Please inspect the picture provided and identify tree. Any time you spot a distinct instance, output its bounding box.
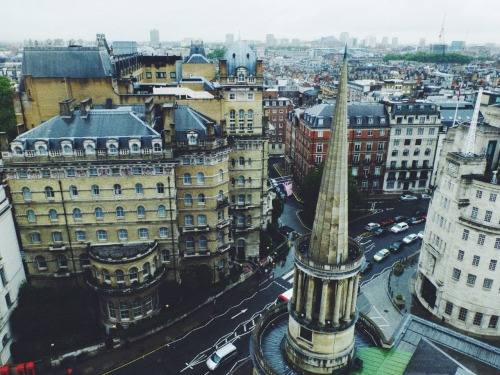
[0,76,17,141]
[207,47,227,59]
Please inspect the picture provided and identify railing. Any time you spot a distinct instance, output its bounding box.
[459,214,500,231]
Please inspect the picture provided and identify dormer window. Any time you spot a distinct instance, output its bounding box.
[187,131,198,146]
[109,144,117,154]
[237,67,247,83]
[63,144,72,155]
[38,146,47,155]
[153,143,162,152]
[13,146,23,155]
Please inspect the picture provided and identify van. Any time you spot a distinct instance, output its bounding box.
[206,342,237,371]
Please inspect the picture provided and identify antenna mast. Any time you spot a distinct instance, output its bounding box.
[462,87,483,156]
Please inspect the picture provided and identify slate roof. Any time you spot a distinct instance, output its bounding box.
[186,54,210,64]
[14,108,159,151]
[302,104,333,129]
[224,40,257,76]
[440,109,483,126]
[390,102,439,116]
[173,105,221,141]
[21,46,115,78]
[348,103,390,128]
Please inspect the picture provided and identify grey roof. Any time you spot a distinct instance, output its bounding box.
[186,54,210,64]
[390,102,439,116]
[440,109,481,125]
[303,104,333,129]
[21,46,115,78]
[348,103,390,128]
[173,105,220,141]
[112,41,137,56]
[224,40,257,76]
[15,108,159,150]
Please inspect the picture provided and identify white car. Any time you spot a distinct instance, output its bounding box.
[373,249,390,262]
[365,222,380,231]
[403,233,418,244]
[391,222,409,233]
[418,231,425,239]
[421,194,432,199]
[400,195,418,201]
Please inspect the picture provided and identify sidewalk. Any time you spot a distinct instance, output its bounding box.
[39,275,260,375]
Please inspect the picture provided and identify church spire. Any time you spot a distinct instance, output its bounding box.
[308,48,349,265]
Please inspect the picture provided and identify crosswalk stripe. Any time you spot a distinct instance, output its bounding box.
[282,270,294,280]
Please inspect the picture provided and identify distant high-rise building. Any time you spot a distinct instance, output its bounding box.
[266,34,275,46]
[351,38,358,47]
[431,44,448,54]
[225,33,234,45]
[367,35,376,48]
[391,37,398,47]
[291,38,300,46]
[382,36,388,46]
[419,38,426,47]
[150,29,159,48]
[450,40,465,51]
[339,32,349,44]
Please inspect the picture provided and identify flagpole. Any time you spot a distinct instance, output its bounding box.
[452,86,460,127]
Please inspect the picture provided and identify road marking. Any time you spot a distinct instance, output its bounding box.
[385,207,395,211]
[360,239,373,245]
[231,309,248,319]
[282,270,294,280]
[368,306,390,327]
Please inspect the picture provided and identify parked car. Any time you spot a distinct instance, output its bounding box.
[403,233,419,244]
[421,193,432,199]
[360,261,373,274]
[393,215,409,223]
[206,343,238,370]
[400,194,418,201]
[365,222,380,231]
[409,216,426,225]
[373,228,389,237]
[414,210,427,217]
[418,231,425,239]
[391,222,409,233]
[389,240,405,253]
[378,218,395,227]
[373,249,390,262]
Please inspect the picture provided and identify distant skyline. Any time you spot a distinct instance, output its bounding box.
[2,0,499,46]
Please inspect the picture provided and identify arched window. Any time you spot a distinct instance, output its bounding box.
[69,185,78,197]
[137,206,146,217]
[186,236,195,250]
[116,206,125,219]
[153,143,162,152]
[102,269,111,282]
[135,183,144,195]
[118,229,128,240]
[218,190,224,200]
[14,146,23,155]
[199,235,208,249]
[113,184,122,195]
[38,146,47,155]
[109,144,117,154]
[184,194,193,206]
[218,169,223,182]
[35,255,47,270]
[56,254,68,269]
[230,109,236,120]
[158,205,166,217]
[115,270,125,283]
[248,158,252,166]
[120,302,130,319]
[142,262,150,277]
[22,187,32,200]
[185,215,194,226]
[63,145,72,155]
[91,184,100,196]
[197,172,205,185]
[86,144,95,154]
[238,175,245,186]
[95,207,104,219]
[197,194,205,204]
[129,267,138,282]
[238,72,245,82]
[97,229,107,241]
[45,186,54,199]
[239,109,245,120]
[238,156,245,166]
[131,143,140,152]
[159,227,168,238]
[237,239,246,256]
[247,109,254,120]
[183,173,192,185]
[156,182,164,194]
[73,208,82,221]
[49,209,58,221]
[27,210,36,222]
[198,214,207,226]
[132,299,142,317]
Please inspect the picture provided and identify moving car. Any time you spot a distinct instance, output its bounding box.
[373,228,389,237]
[391,222,409,233]
[378,218,395,227]
[389,240,405,253]
[365,222,380,231]
[206,343,238,371]
[400,194,418,201]
[393,215,409,223]
[373,249,390,262]
[409,216,426,225]
[421,193,432,199]
[403,233,419,244]
[414,210,427,217]
[360,261,373,274]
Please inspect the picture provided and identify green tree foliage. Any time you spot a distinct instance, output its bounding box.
[207,47,227,59]
[383,52,473,64]
[0,76,17,141]
[10,284,100,362]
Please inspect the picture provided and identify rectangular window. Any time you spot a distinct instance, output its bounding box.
[458,307,468,322]
[429,128,435,135]
[489,259,497,271]
[393,139,400,146]
[316,144,323,152]
[444,302,453,315]
[471,207,478,219]
[457,250,464,261]
[489,316,499,329]
[406,128,413,135]
[395,128,401,135]
[495,238,500,249]
[318,131,323,137]
[299,326,312,342]
[466,274,476,285]
[472,255,480,266]
[462,229,469,240]
[156,72,166,78]
[356,129,362,136]
[315,155,322,164]
[380,129,385,135]
[89,168,98,176]
[366,143,373,151]
[417,127,424,135]
[5,293,12,308]
[146,72,152,78]
[53,232,63,242]
[478,234,486,245]
[476,190,483,198]
[485,211,492,222]
[0,268,6,287]
[76,231,86,241]
[170,72,176,78]
[473,312,483,326]
[489,193,497,202]
[483,278,493,289]
[368,129,374,136]
[452,268,461,281]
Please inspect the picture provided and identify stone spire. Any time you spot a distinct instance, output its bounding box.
[308,50,349,265]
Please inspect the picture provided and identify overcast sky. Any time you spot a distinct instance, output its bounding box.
[2,0,498,46]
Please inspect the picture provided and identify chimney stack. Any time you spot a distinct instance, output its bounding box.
[59,98,75,118]
[80,98,92,118]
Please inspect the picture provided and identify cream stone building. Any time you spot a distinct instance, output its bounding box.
[416,103,500,340]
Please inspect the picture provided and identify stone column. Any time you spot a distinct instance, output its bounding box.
[291,266,298,308]
[351,275,360,317]
[295,271,304,314]
[345,277,354,319]
[318,280,329,325]
[305,275,315,321]
[333,280,343,325]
